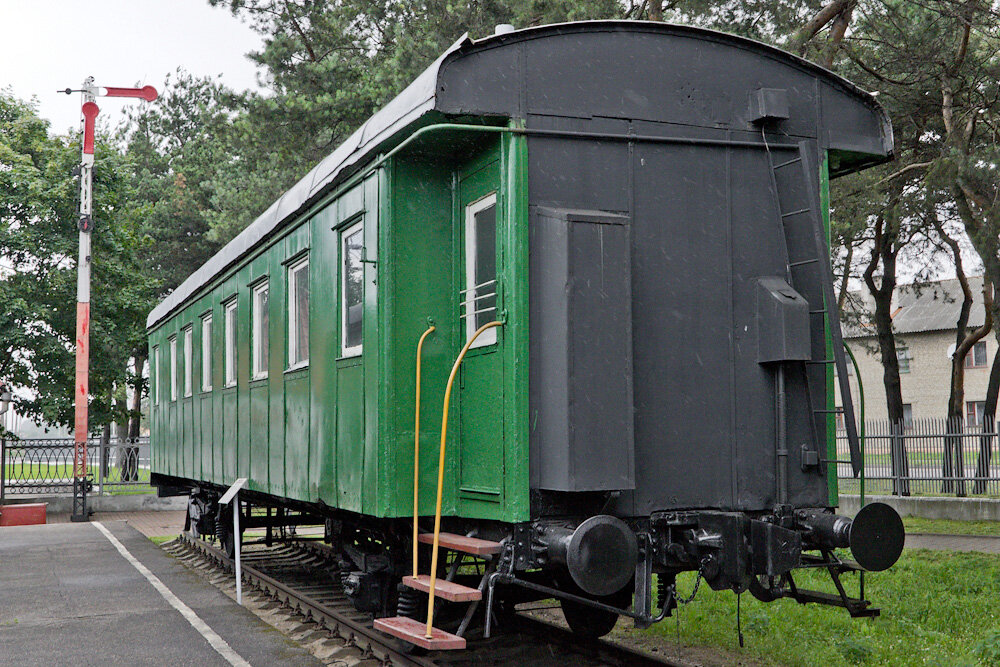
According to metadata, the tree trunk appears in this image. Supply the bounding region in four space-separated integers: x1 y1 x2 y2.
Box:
973 345 1000 493
120 354 145 483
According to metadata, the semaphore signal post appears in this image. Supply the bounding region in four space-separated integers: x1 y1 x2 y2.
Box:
62 78 157 521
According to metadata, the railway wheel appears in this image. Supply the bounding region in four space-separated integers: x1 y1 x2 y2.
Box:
560 598 620 639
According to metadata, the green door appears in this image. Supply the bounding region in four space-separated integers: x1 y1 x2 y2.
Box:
457 162 505 510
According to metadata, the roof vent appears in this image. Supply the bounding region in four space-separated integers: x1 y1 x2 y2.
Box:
494 24 515 35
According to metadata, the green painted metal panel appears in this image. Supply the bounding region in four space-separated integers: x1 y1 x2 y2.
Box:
383 156 459 518
501 126 530 521
284 370 310 499
336 360 364 512
362 175 380 515
308 204 338 505
457 159 506 515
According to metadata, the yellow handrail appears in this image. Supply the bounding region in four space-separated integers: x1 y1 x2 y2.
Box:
426 320 503 638
412 325 435 578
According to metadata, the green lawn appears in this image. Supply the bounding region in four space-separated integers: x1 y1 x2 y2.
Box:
639 550 1000 666
3 462 151 493
903 517 1000 537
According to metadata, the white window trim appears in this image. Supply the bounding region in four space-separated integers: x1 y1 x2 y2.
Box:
152 346 160 405
169 336 178 401
201 314 213 392
341 222 364 358
224 299 237 387
465 192 498 348
183 326 193 397
288 257 310 369
251 280 269 380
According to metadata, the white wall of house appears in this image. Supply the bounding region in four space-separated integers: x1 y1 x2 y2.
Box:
837 331 995 423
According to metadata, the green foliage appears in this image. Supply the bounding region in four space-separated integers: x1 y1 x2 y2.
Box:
974 629 1000 667
0 92 158 433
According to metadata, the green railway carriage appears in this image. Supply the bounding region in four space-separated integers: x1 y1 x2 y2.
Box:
148 21 905 648
148 132 529 523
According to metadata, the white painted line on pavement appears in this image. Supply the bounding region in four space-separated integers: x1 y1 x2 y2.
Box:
93 521 253 667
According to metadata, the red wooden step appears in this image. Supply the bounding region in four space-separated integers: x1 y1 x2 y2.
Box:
417 532 501 556
402 575 482 602
373 616 466 650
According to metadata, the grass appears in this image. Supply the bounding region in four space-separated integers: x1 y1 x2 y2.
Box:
3 462 151 494
641 550 1000 666
148 536 175 546
903 517 999 536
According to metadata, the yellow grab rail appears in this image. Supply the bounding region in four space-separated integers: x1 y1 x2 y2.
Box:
426 320 503 638
412 325 436 578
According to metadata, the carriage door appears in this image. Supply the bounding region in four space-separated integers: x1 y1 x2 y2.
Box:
458 163 505 506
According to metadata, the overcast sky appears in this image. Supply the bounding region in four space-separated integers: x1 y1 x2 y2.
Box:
1 0 264 134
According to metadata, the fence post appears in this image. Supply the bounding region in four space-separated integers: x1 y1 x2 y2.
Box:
98 437 105 495
1 436 5 503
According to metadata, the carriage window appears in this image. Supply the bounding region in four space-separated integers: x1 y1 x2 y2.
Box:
224 299 237 387
288 258 309 368
464 193 497 347
152 345 160 405
252 280 269 379
201 314 212 392
183 326 193 397
341 222 364 357
169 336 178 401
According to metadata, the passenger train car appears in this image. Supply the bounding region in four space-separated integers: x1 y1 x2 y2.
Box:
148 21 904 649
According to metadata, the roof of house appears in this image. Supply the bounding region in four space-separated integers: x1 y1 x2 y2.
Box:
843 276 988 338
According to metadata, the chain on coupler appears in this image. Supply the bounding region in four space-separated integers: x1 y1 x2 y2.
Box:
671 558 708 605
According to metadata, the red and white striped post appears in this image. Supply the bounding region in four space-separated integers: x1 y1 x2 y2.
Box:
67 78 157 521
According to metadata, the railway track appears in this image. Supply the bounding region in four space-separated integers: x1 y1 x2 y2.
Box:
163 533 687 667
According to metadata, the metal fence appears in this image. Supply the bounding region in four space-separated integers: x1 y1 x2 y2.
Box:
1 436 151 499
837 418 1000 497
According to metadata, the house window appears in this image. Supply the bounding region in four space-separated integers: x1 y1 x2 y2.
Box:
288 257 309 368
835 412 845 431
169 336 178 401
464 193 498 347
965 341 988 368
341 222 364 357
902 403 913 428
224 299 237 387
183 326 193 397
251 281 269 379
201 314 212 392
967 400 986 427
152 346 160 405
896 346 911 373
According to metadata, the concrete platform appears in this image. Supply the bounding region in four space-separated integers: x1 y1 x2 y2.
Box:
0 521 323 667
47 510 187 538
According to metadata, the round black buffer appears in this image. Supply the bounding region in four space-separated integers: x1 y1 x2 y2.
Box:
849 502 905 572
565 515 638 597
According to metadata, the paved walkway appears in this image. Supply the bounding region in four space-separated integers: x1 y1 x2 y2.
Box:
48 510 186 537
905 532 1000 553
0 520 322 667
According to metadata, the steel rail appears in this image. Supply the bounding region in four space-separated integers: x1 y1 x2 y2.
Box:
176 532 436 667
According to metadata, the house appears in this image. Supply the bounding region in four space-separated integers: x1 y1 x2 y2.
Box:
836 276 995 425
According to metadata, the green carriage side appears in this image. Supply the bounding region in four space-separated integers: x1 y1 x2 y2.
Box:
147 124 531 524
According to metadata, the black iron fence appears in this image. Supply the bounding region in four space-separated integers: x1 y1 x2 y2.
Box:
837 418 1000 497
0 436 151 499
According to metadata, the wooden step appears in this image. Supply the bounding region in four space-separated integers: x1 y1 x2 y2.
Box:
373 616 466 650
402 575 481 602
417 532 501 556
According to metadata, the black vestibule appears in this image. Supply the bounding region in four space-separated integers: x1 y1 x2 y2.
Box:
433 23 891 515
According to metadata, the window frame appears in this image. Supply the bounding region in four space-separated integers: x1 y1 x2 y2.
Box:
464 192 498 348
152 345 160 405
967 400 986 427
201 313 213 392
169 336 178 401
966 341 988 368
896 345 911 374
251 280 270 380
224 298 238 387
182 326 193 397
341 221 364 358
288 256 310 369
